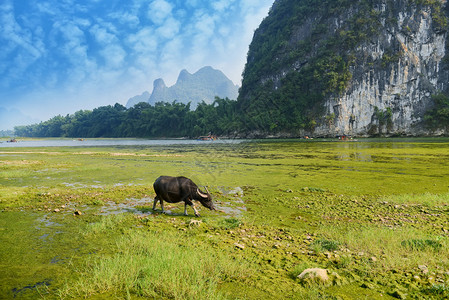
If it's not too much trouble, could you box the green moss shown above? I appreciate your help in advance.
[1,139,449,298]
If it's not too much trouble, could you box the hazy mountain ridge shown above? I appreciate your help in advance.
[126,66,239,109]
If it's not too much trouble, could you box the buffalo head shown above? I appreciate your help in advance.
[197,187,215,211]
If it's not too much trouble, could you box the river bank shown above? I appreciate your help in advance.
[1,139,448,298]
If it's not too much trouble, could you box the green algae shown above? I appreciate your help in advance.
[0,138,449,299]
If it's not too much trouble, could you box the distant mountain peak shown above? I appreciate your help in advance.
[153,78,166,90]
[126,66,239,109]
[177,69,192,84]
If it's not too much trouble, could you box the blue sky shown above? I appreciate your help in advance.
[0,0,274,130]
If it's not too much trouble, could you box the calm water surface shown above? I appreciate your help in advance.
[0,138,242,148]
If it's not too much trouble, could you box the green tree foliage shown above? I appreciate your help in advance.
[14,98,239,138]
[424,93,449,130]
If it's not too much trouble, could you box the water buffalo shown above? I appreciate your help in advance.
[153,176,215,217]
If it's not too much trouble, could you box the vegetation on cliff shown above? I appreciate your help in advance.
[238,0,449,135]
[424,93,449,131]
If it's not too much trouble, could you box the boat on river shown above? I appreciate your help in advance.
[197,135,217,141]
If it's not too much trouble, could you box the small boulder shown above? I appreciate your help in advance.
[297,268,329,285]
[234,243,245,250]
[418,265,429,274]
[74,210,82,216]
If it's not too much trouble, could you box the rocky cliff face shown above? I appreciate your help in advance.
[240,0,449,137]
[317,1,448,136]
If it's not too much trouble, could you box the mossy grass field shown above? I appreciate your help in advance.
[1,138,449,299]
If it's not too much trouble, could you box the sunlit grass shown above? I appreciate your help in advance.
[1,139,449,299]
[60,226,249,299]
[319,224,449,272]
[380,192,449,207]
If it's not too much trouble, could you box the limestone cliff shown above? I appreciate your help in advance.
[239,0,449,136]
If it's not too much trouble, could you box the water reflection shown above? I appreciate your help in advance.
[0,138,243,148]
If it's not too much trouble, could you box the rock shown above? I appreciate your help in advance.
[418,265,429,274]
[74,210,82,216]
[370,256,377,262]
[53,208,60,213]
[189,219,202,227]
[234,243,245,250]
[297,268,329,285]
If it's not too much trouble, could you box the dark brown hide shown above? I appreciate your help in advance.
[153,176,215,217]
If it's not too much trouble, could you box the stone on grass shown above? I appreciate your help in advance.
[297,268,329,285]
[297,268,344,286]
[188,219,202,227]
[234,243,245,250]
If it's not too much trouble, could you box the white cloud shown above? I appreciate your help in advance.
[0,0,277,127]
[212,0,235,12]
[193,11,216,38]
[127,27,158,54]
[148,0,173,25]
[90,24,116,44]
[100,44,126,69]
[156,17,180,39]
[0,1,45,86]
[159,37,184,74]
[36,2,58,16]
[57,22,87,61]
[109,11,140,27]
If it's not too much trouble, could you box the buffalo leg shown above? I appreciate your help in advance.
[152,196,158,210]
[160,199,164,213]
[153,196,164,213]
[191,204,200,217]
[183,201,200,217]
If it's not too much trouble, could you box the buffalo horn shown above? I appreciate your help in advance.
[205,186,210,195]
[197,188,209,198]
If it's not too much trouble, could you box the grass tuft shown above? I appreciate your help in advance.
[310,238,340,252]
[424,284,449,297]
[401,239,443,252]
[60,229,249,299]
[219,217,242,229]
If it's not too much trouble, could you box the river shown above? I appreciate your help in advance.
[0,138,242,148]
